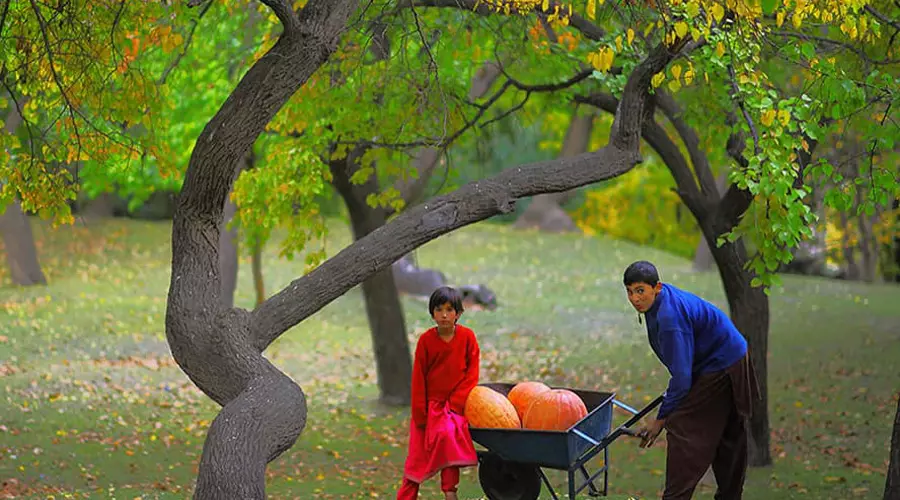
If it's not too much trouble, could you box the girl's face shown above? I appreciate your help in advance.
[432,302,459,328]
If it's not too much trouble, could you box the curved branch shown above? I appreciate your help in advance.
[655,90,719,197]
[575,92,706,217]
[251,40,683,351]
[160,0,216,85]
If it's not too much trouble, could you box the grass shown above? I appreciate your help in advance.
[1,216,898,499]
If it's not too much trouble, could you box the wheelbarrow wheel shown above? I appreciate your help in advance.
[478,454,541,500]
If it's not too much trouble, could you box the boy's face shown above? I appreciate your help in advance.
[432,302,460,328]
[625,281,662,313]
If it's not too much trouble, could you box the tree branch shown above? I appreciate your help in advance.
[251,40,683,350]
[655,90,719,197]
[260,0,301,34]
[406,0,606,41]
[160,0,216,85]
[575,92,706,217]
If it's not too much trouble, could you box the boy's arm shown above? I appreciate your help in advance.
[450,331,480,415]
[656,328,694,419]
[411,338,428,428]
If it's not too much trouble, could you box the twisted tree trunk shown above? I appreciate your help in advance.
[164,0,681,494]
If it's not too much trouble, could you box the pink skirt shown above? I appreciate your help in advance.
[403,400,478,483]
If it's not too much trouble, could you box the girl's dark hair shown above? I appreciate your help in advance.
[623,260,660,286]
[429,286,464,315]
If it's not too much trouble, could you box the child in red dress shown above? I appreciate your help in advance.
[397,286,481,500]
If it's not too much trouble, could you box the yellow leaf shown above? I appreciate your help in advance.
[777,109,791,126]
[670,63,682,80]
[542,0,549,11]
[711,3,725,23]
[716,42,725,58]
[627,28,635,45]
[674,21,689,39]
[776,11,785,27]
[587,0,596,20]
[683,63,694,84]
[616,35,623,52]
[793,12,803,28]
[761,110,776,126]
[651,72,665,88]
[667,79,682,92]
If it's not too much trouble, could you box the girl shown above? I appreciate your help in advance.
[397,286,481,500]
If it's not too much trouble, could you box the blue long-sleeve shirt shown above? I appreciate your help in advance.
[644,283,747,419]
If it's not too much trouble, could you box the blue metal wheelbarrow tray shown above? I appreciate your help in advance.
[469,383,663,500]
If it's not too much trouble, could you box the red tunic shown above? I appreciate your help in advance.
[402,324,480,483]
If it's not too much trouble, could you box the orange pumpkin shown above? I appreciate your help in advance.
[522,389,588,431]
[507,381,551,420]
[464,386,521,429]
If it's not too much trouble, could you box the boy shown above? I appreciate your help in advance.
[623,261,759,499]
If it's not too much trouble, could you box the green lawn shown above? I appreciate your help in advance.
[1,217,897,499]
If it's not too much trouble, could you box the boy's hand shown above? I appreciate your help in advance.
[637,417,665,448]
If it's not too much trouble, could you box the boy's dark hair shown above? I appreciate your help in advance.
[429,286,464,315]
[623,261,660,286]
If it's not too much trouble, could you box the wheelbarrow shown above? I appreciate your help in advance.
[469,383,663,499]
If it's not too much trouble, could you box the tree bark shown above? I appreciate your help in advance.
[165,1,678,491]
[0,200,47,286]
[886,394,900,500]
[330,149,412,405]
[219,195,239,308]
[513,107,595,232]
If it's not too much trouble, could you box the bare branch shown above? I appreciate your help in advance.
[771,30,900,66]
[727,63,760,156]
[160,0,216,85]
[865,4,900,31]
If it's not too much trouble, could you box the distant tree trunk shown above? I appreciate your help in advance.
[330,149,412,405]
[840,210,861,280]
[886,395,900,500]
[894,199,900,283]
[0,200,47,286]
[78,192,117,219]
[1,92,46,286]
[219,196,239,308]
[857,187,878,283]
[513,107,595,232]
[252,241,265,307]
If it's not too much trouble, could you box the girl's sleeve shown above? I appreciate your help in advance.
[450,331,480,415]
[411,337,428,428]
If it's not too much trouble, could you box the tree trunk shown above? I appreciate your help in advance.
[840,210,861,280]
[219,196,240,308]
[163,11,677,495]
[857,188,878,282]
[513,107,595,232]
[886,394,900,500]
[705,224,772,466]
[252,240,265,307]
[330,150,412,406]
[0,200,48,286]
[1,91,46,287]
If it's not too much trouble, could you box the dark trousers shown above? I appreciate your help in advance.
[662,355,757,499]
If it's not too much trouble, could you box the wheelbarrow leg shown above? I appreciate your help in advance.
[538,469,559,500]
[578,465,602,497]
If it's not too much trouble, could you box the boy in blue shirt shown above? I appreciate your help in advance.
[624,261,759,500]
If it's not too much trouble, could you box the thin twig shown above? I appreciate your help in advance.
[160,0,215,85]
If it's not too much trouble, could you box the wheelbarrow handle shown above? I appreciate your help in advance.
[604,395,664,443]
